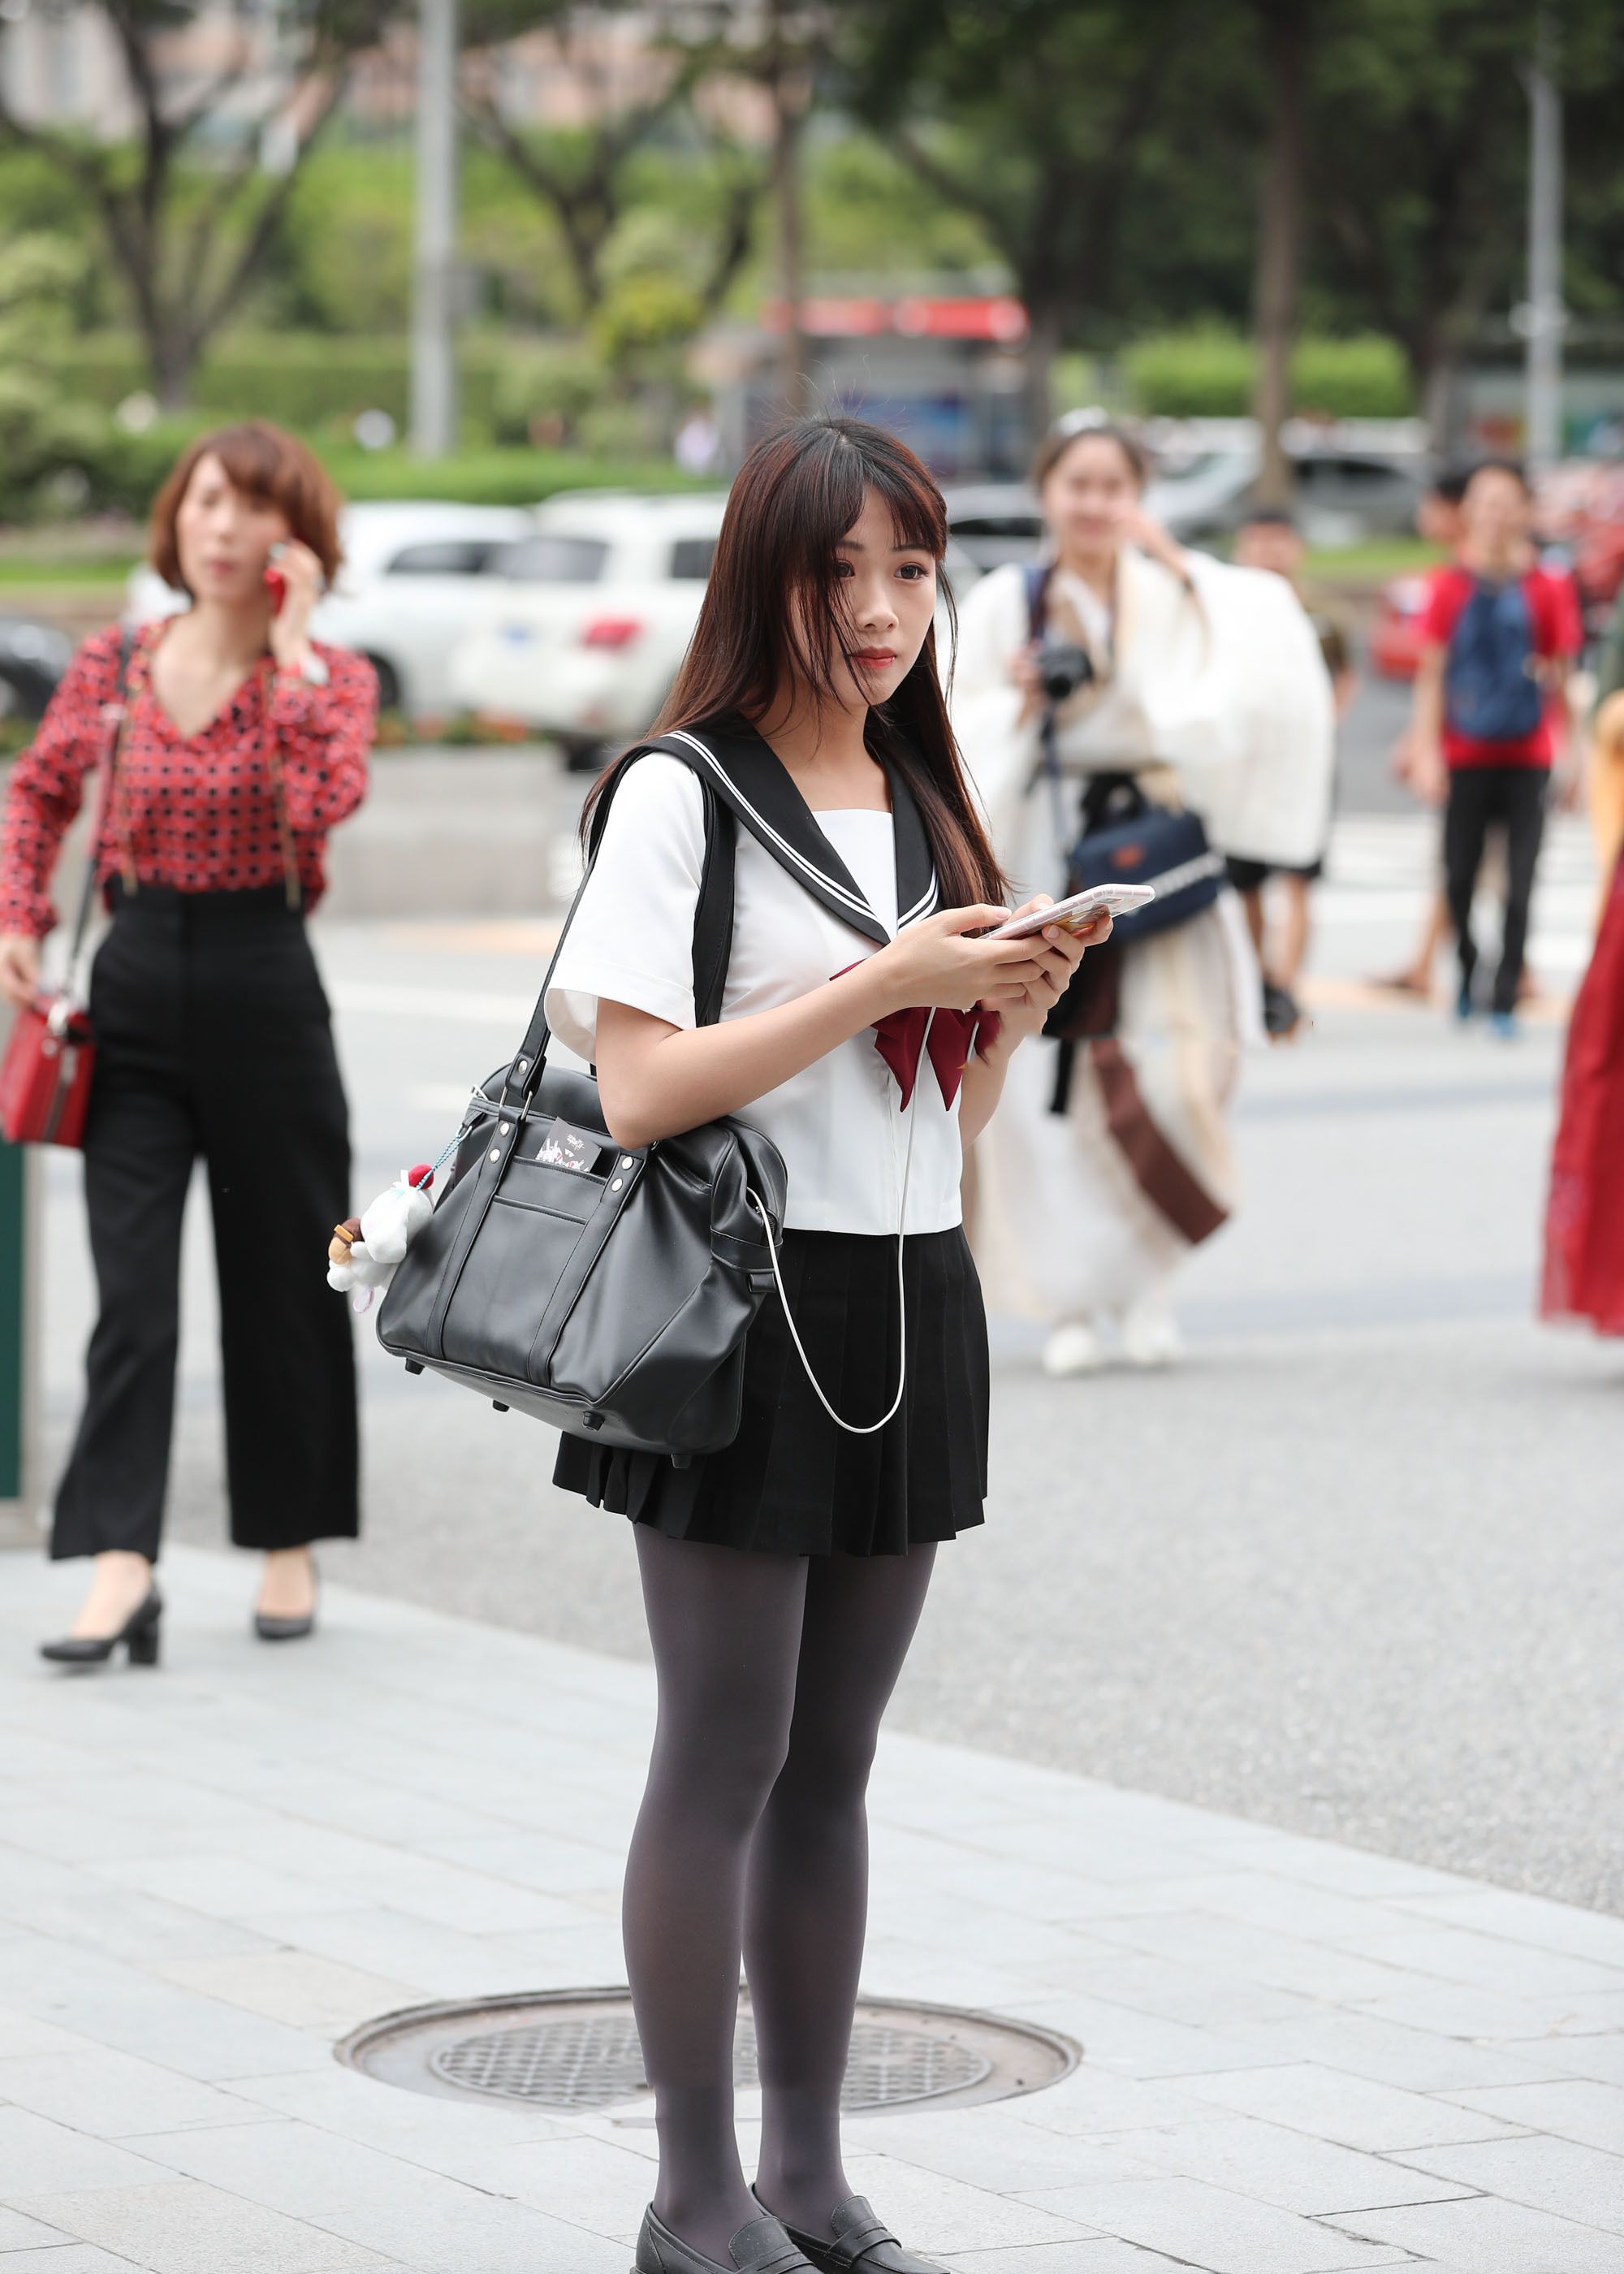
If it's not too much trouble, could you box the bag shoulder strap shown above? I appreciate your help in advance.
[499,734,736,1109]
[65,628,135,999]
[1025,559,1052,641]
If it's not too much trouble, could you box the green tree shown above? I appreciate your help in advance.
[0,0,391,407]
[460,0,761,324]
[1302,0,1619,448]
[840,0,1199,439]
[0,236,110,517]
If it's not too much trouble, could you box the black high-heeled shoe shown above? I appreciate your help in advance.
[254,1559,317,1642]
[41,1588,162,1669]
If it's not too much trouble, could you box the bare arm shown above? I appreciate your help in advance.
[1410,644,1447,804]
[597,963,893,1150]
[958,1047,1009,1150]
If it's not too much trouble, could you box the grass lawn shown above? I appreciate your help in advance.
[1302,535,1440,586]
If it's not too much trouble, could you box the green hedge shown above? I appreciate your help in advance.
[38,332,524,440]
[1122,327,1414,419]
[34,415,704,520]
[324,444,707,507]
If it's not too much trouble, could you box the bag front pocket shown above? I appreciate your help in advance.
[439,1156,604,1378]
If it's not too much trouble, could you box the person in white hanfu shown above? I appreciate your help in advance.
[952,415,1333,1373]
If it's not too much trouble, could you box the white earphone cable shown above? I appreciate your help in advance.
[745,1006,935,1437]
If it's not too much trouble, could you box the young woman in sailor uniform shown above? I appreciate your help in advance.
[544,417,1108,2274]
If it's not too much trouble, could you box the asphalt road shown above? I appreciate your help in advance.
[26,693,1624,1917]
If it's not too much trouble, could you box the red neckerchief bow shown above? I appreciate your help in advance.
[835,967,1001,1108]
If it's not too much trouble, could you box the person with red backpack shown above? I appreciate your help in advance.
[1410,458,1582,1035]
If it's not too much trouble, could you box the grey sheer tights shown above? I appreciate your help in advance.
[625,1527,937,2263]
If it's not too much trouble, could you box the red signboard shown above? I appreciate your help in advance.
[761,295,1028,344]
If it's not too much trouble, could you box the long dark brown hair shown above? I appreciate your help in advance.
[584,414,1008,910]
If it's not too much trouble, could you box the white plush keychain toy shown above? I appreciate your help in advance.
[327,1164,435,1312]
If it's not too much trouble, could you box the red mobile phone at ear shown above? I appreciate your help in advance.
[264,542,288,615]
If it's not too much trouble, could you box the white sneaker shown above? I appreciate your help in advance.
[1042,1320,1107,1377]
[1121,1295,1185,1368]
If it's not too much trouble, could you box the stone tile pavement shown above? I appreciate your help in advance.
[3,1548,1624,2273]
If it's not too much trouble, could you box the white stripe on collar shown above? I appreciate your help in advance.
[667,727,879,924]
[897,879,939,928]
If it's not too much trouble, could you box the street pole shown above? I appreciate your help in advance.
[767,0,808,420]
[1523,15,1564,473]
[1250,0,1307,510]
[410,0,460,459]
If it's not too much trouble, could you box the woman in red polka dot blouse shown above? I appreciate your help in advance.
[0,422,376,1667]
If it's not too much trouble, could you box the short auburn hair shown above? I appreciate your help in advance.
[149,422,344,594]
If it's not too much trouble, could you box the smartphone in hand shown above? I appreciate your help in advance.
[989,883,1155,940]
[264,541,288,615]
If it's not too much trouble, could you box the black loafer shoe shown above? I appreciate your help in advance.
[775,2196,952,2274]
[635,2205,816,2274]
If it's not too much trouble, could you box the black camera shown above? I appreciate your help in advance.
[1037,638,1094,705]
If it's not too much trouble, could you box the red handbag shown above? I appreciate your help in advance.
[0,633,134,1149]
[0,995,97,1146]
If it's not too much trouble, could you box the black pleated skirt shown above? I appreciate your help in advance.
[551,1226,989,1557]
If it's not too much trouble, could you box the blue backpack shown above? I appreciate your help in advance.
[1444,577,1544,742]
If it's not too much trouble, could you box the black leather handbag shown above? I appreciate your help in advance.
[376,740,788,1466]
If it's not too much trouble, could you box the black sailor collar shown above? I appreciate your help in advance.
[657,720,939,949]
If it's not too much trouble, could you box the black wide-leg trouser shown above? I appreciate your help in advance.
[51,882,359,1563]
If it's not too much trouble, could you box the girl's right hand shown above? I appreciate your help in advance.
[866,906,1050,1016]
[0,933,40,1009]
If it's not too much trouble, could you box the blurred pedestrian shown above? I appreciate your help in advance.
[0,422,375,1667]
[1587,583,1624,897]
[952,417,1332,1373]
[542,416,1100,2274]
[1373,465,1471,1000]
[675,401,723,477]
[1543,837,1624,1335]
[1406,458,1582,1035]
[1228,506,1358,1034]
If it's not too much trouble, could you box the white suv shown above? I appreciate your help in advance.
[448,491,728,764]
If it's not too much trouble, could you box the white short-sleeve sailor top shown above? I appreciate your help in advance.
[545,752,967,1236]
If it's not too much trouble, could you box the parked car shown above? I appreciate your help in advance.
[941,485,1042,573]
[1144,444,1426,547]
[448,493,729,763]
[126,500,538,715]
[945,445,1425,567]
[0,614,74,720]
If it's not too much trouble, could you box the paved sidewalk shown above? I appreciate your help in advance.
[4,1552,1624,2273]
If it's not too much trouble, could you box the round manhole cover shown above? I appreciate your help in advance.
[339,1990,1078,2117]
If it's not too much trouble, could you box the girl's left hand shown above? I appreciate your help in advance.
[978,896,1110,1052]
[266,539,325,671]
